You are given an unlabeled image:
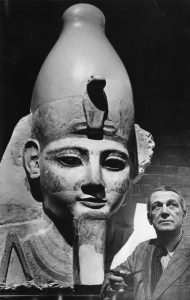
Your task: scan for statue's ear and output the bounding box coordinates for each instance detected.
[23,139,40,179]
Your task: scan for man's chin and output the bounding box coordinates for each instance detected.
[157,225,175,233]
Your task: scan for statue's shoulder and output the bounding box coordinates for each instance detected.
[0,221,45,289]
[0,220,74,290]
[0,222,33,289]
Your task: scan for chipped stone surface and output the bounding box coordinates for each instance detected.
[75,218,106,285]
[0,216,74,290]
[0,115,153,289]
[0,3,154,290]
[0,114,41,218]
[134,124,155,184]
[0,115,74,290]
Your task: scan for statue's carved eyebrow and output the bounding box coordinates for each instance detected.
[46,147,88,156]
[102,150,129,160]
[46,147,128,158]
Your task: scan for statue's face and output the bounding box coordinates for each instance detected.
[39,137,131,219]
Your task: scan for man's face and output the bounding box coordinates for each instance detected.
[39,137,131,219]
[148,191,185,234]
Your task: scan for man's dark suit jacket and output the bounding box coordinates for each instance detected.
[112,233,190,300]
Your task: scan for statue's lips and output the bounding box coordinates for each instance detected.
[77,197,107,209]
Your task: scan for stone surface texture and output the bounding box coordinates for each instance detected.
[0,114,153,290]
[0,2,154,292]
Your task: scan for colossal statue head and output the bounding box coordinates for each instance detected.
[24,3,138,224]
[0,3,154,290]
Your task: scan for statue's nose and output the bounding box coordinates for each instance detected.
[81,182,105,199]
[81,161,105,199]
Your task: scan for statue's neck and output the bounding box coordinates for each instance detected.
[42,211,107,285]
[42,209,74,245]
[73,217,106,285]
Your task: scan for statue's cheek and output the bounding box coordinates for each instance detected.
[106,177,131,194]
[40,164,67,193]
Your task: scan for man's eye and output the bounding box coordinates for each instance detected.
[102,157,126,171]
[57,155,82,167]
[152,204,161,211]
[168,202,178,208]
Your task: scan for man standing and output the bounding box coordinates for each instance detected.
[103,185,190,300]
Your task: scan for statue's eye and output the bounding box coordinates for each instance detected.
[57,155,82,167]
[102,156,127,171]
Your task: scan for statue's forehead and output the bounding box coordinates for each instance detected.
[43,137,129,155]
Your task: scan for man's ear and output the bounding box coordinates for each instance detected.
[147,212,152,225]
[23,139,40,179]
[183,210,187,219]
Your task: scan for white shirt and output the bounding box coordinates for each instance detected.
[160,231,183,271]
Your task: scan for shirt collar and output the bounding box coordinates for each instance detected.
[156,230,183,254]
[164,230,183,253]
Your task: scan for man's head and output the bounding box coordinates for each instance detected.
[147,186,186,236]
[23,4,138,223]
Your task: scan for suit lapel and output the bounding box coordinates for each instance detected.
[153,235,190,300]
[143,241,155,300]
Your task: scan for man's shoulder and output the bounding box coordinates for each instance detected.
[122,238,157,268]
[134,238,157,252]
[181,233,190,243]
[179,233,190,252]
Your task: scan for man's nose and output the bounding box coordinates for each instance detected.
[81,159,105,198]
[161,204,170,217]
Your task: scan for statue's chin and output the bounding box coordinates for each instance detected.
[43,197,123,225]
[70,201,120,221]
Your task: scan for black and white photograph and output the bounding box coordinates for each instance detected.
[0,1,190,299]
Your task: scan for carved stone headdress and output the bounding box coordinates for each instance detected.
[30,4,137,172]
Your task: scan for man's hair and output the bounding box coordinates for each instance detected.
[147,185,186,215]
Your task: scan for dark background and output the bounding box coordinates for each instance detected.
[1,0,190,153]
[1,0,190,264]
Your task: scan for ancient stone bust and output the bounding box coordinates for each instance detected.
[0,3,154,291]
